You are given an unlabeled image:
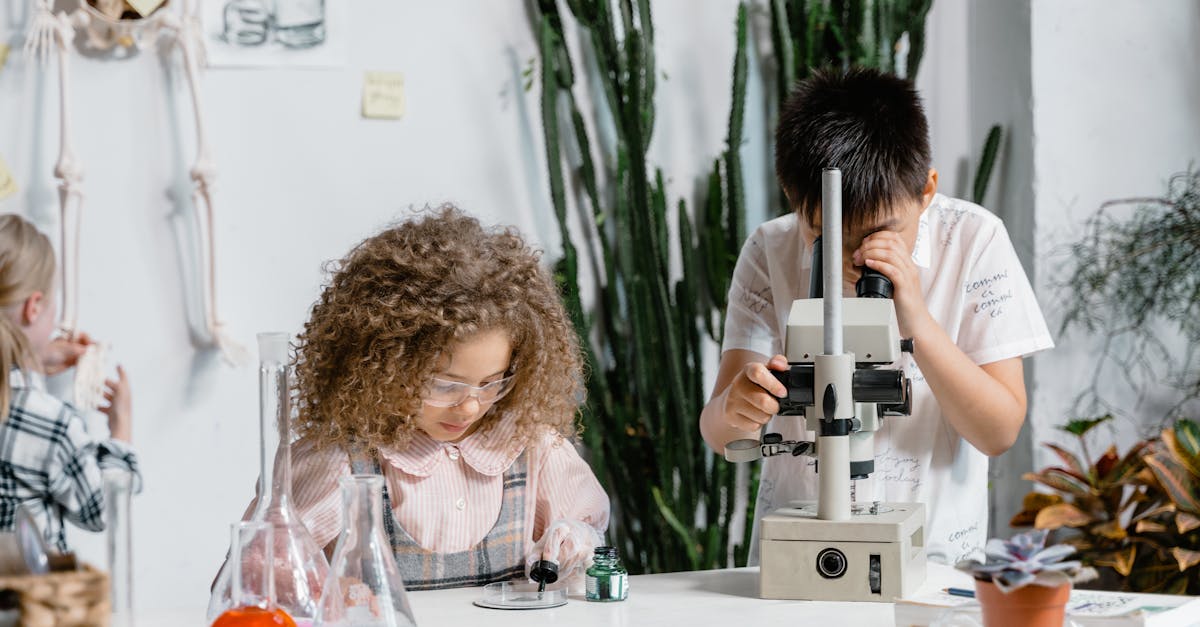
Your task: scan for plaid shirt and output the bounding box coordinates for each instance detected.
[1,369,141,552]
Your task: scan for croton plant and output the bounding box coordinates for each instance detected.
[1011,415,1200,594]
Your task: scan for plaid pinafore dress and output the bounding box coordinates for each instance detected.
[350,453,529,590]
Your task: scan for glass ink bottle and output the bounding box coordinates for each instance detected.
[585,546,628,602]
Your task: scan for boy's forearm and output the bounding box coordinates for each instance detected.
[907,314,1026,456]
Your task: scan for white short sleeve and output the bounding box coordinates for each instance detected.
[956,224,1054,365]
[721,230,778,357]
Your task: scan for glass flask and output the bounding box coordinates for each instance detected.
[314,475,417,627]
[209,333,330,625]
[212,522,297,627]
[104,468,135,627]
[585,546,629,602]
[273,0,326,48]
[0,505,50,575]
[222,0,270,46]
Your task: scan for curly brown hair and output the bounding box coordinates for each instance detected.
[293,205,584,453]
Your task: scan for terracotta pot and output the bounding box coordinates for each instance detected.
[975,577,1070,627]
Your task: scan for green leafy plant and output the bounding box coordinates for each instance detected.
[1012,416,1200,594]
[1057,170,1200,420]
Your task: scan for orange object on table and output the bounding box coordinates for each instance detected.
[211,606,297,627]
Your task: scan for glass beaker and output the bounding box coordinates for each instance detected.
[211,522,297,627]
[273,0,325,48]
[223,0,270,46]
[314,475,416,627]
[104,468,135,627]
[209,333,330,625]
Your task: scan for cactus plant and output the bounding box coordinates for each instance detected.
[531,0,935,573]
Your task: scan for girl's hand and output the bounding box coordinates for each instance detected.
[41,332,92,376]
[527,519,602,593]
[854,231,931,336]
[101,365,133,442]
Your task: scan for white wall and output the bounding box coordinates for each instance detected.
[1028,1,1200,469]
[0,0,752,611]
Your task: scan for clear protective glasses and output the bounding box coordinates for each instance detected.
[422,374,516,408]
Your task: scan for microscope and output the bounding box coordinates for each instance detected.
[724,168,926,602]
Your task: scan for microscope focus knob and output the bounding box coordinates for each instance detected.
[900,338,915,353]
[725,439,764,463]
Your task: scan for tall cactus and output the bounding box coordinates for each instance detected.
[533,0,934,574]
[536,0,752,573]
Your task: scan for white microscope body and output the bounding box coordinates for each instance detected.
[724,169,926,602]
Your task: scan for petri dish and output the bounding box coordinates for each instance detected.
[473,581,568,610]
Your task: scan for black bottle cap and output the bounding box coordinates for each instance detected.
[594,546,618,559]
[529,559,559,584]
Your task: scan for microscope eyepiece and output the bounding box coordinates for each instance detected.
[855,267,893,299]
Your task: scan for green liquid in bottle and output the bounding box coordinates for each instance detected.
[585,546,628,602]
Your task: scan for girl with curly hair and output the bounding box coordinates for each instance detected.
[269,205,608,591]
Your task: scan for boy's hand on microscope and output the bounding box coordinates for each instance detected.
[721,354,788,432]
[41,331,92,376]
[854,231,929,336]
[100,365,132,442]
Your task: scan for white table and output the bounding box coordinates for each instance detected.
[136,563,972,625]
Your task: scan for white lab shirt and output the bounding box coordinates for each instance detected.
[722,194,1054,566]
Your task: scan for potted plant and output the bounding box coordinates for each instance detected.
[957,529,1094,627]
[1011,416,1200,594]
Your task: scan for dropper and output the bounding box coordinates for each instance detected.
[529,558,559,600]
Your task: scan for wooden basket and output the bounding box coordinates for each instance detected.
[0,565,110,627]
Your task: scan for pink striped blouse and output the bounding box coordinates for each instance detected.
[283,415,610,554]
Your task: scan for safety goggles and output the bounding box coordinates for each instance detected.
[422,374,516,408]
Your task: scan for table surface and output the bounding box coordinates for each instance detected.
[138,562,974,625]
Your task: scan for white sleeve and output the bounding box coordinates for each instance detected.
[957,224,1055,365]
[721,230,779,357]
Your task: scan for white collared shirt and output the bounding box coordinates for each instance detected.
[722,193,1053,565]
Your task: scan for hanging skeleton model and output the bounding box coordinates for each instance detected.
[24,0,246,409]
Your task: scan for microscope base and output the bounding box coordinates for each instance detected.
[759,501,926,602]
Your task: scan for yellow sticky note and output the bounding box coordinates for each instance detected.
[0,157,18,202]
[362,72,405,120]
[126,0,167,18]
[0,44,10,74]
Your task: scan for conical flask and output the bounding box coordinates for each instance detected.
[209,333,331,624]
[314,475,417,627]
[211,522,296,627]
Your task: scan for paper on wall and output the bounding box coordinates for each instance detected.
[362,72,405,120]
[0,157,18,201]
[127,0,168,18]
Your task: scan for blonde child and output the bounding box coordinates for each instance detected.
[276,205,608,590]
[0,213,140,552]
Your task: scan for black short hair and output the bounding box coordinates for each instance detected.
[774,67,931,230]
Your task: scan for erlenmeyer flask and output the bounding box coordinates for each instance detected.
[212,522,296,627]
[314,475,417,627]
[209,333,331,624]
